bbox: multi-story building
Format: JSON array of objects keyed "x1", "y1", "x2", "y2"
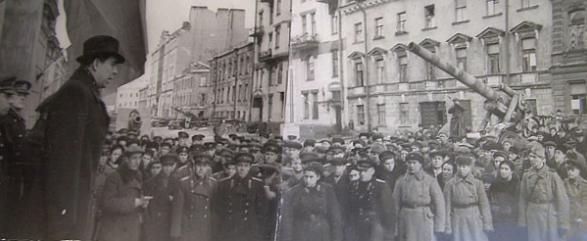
[
  {"x1": 116, "y1": 76, "x2": 147, "y2": 111},
  {"x1": 339, "y1": 0, "x2": 554, "y2": 132},
  {"x1": 148, "y1": 6, "x2": 248, "y2": 119},
  {"x1": 252, "y1": 0, "x2": 291, "y2": 132},
  {"x1": 550, "y1": 0, "x2": 587, "y2": 120},
  {"x1": 0, "y1": 0, "x2": 62, "y2": 127},
  {"x1": 285, "y1": 0, "x2": 343, "y2": 138},
  {"x1": 210, "y1": 42, "x2": 255, "y2": 122},
  {"x1": 171, "y1": 61, "x2": 211, "y2": 120}
]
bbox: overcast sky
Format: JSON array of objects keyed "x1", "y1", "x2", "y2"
[{"x1": 56, "y1": 0, "x2": 256, "y2": 56}]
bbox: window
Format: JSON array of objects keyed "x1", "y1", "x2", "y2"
[
  {"x1": 424, "y1": 5, "x2": 435, "y2": 28},
  {"x1": 276, "y1": 0, "x2": 281, "y2": 15},
  {"x1": 374, "y1": 17, "x2": 384, "y2": 38},
  {"x1": 355, "y1": 62, "x2": 364, "y2": 86},
  {"x1": 268, "y1": 94, "x2": 273, "y2": 119},
  {"x1": 570, "y1": 82, "x2": 586, "y2": 115},
  {"x1": 306, "y1": 56, "x2": 315, "y2": 80},
  {"x1": 354, "y1": 22, "x2": 363, "y2": 42},
  {"x1": 278, "y1": 63, "x2": 283, "y2": 84},
  {"x1": 268, "y1": 33, "x2": 273, "y2": 49},
  {"x1": 525, "y1": 99, "x2": 537, "y2": 115},
  {"x1": 238, "y1": 84, "x2": 242, "y2": 101},
  {"x1": 569, "y1": 10, "x2": 586, "y2": 49},
  {"x1": 456, "y1": 47, "x2": 467, "y2": 71},
  {"x1": 311, "y1": 12, "x2": 316, "y2": 35},
  {"x1": 521, "y1": 0, "x2": 532, "y2": 9},
  {"x1": 232, "y1": 86, "x2": 236, "y2": 102},
  {"x1": 332, "y1": 50, "x2": 339, "y2": 77},
  {"x1": 275, "y1": 26, "x2": 281, "y2": 49},
  {"x1": 331, "y1": 14, "x2": 338, "y2": 35},
  {"x1": 243, "y1": 84, "x2": 248, "y2": 101},
  {"x1": 375, "y1": 58, "x2": 385, "y2": 83},
  {"x1": 377, "y1": 103, "x2": 386, "y2": 126},
  {"x1": 486, "y1": 0, "x2": 499, "y2": 16},
  {"x1": 455, "y1": 0, "x2": 466, "y2": 22},
  {"x1": 303, "y1": 93, "x2": 309, "y2": 119},
  {"x1": 398, "y1": 54, "x2": 408, "y2": 82},
  {"x1": 397, "y1": 12, "x2": 407, "y2": 33},
  {"x1": 302, "y1": 14, "x2": 307, "y2": 34},
  {"x1": 200, "y1": 94, "x2": 206, "y2": 105},
  {"x1": 521, "y1": 38, "x2": 537, "y2": 72},
  {"x1": 487, "y1": 43, "x2": 500, "y2": 74},
  {"x1": 357, "y1": 105, "x2": 365, "y2": 125},
  {"x1": 312, "y1": 92, "x2": 319, "y2": 120},
  {"x1": 399, "y1": 103, "x2": 409, "y2": 125}
]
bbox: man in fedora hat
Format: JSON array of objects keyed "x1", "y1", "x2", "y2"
[{"x1": 36, "y1": 35, "x2": 125, "y2": 240}]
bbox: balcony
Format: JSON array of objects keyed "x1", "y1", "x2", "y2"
[
  {"x1": 260, "y1": 0, "x2": 272, "y2": 3},
  {"x1": 249, "y1": 26, "x2": 264, "y2": 38},
  {"x1": 259, "y1": 49, "x2": 272, "y2": 62},
  {"x1": 291, "y1": 33, "x2": 320, "y2": 51}
]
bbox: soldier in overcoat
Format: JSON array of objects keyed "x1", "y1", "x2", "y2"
[
  {"x1": 213, "y1": 152, "x2": 266, "y2": 241},
  {"x1": 346, "y1": 159, "x2": 394, "y2": 241},
  {"x1": 518, "y1": 142, "x2": 570, "y2": 241},
  {"x1": 171, "y1": 154, "x2": 217, "y2": 241},
  {"x1": 444, "y1": 154, "x2": 493, "y2": 241},
  {"x1": 563, "y1": 161, "x2": 587, "y2": 241},
  {"x1": 392, "y1": 152, "x2": 445, "y2": 241},
  {"x1": 0, "y1": 77, "x2": 34, "y2": 237},
  {"x1": 278, "y1": 162, "x2": 343, "y2": 241}
]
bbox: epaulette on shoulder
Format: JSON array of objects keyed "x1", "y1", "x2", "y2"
[
  {"x1": 375, "y1": 178, "x2": 386, "y2": 184},
  {"x1": 180, "y1": 176, "x2": 190, "y2": 182},
  {"x1": 251, "y1": 177, "x2": 263, "y2": 182},
  {"x1": 219, "y1": 176, "x2": 232, "y2": 182}
]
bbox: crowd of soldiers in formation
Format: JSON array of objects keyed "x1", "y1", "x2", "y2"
[
  {"x1": 84, "y1": 122, "x2": 586, "y2": 241},
  {"x1": 1, "y1": 72, "x2": 586, "y2": 241}
]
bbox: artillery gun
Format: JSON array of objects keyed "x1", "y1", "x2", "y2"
[{"x1": 407, "y1": 42, "x2": 528, "y2": 128}]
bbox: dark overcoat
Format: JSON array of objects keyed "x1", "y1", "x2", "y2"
[
  {"x1": 96, "y1": 170, "x2": 143, "y2": 241},
  {"x1": 213, "y1": 175, "x2": 266, "y2": 241},
  {"x1": 144, "y1": 173, "x2": 175, "y2": 241},
  {"x1": 170, "y1": 175, "x2": 217, "y2": 241},
  {"x1": 278, "y1": 183, "x2": 343, "y2": 241},
  {"x1": 40, "y1": 67, "x2": 110, "y2": 240}
]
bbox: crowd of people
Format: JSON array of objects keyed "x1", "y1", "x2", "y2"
[
  {"x1": 1, "y1": 34, "x2": 587, "y2": 241},
  {"x1": 81, "y1": 119, "x2": 585, "y2": 241}
]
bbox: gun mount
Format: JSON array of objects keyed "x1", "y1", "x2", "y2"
[{"x1": 407, "y1": 42, "x2": 525, "y2": 129}]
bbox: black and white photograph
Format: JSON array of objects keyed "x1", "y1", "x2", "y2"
[{"x1": 1, "y1": 0, "x2": 587, "y2": 241}]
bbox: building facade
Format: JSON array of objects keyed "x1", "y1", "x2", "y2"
[
  {"x1": 550, "y1": 0, "x2": 587, "y2": 120},
  {"x1": 116, "y1": 76, "x2": 147, "y2": 111},
  {"x1": 148, "y1": 6, "x2": 248, "y2": 120},
  {"x1": 339, "y1": 0, "x2": 554, "y2": 132},
  {"x1": 252, "y1": 0, "x2": 291, "y2": 132},
  {"x1": 286, "y1": 0, "x2": 343, "y2": 138},
  {"x1": 0, "y1": 0, "x2": 62, "y2": 127},
  {"x1": 172, "y1": 61, "x2": 211, "y2": 120},
  {"x1": 210, "y1": 42, "x2": 255, "y2": 122}
]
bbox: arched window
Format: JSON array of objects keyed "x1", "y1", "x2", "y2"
[{"x1": 569, "y1": 9, "x2": 586, "y2": 49}]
